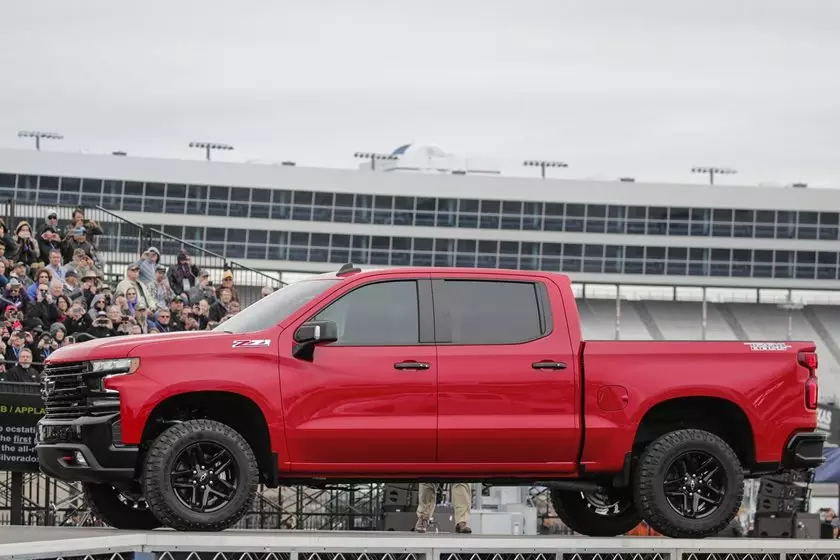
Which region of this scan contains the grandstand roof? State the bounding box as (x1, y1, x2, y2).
(1, 148, 838, 212)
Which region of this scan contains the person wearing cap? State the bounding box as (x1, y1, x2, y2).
(187, 269, 216, 305)
(133, 301, 152, 334)
(12, 221, 40, 267)
(167, 249, 200, 297)
(4, 278, 31, 312)
(116, 263, 156, 312)
(153, 263, 174, 308)
(61, 226, 95, 264)
(63, 269, 82, 300)
(220, 269, 241, 303)
(40, 209, 59, 235)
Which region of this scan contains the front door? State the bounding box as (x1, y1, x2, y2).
(280, 275, 438, 473)
(432, 273, 580, 473)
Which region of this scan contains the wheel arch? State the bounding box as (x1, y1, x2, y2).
(632, 396, 756, 469)
(139, 390, 278, 487)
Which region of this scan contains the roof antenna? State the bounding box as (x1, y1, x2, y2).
(337, 263, 362, 276)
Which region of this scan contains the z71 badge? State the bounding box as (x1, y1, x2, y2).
(231, 339, 271, 348)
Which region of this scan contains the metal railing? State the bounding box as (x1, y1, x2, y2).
(5, 530, 840, 560)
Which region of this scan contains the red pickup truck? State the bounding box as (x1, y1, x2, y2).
(35, 265, 823, 538)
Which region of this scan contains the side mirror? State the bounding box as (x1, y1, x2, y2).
(292, 320, 338, 360)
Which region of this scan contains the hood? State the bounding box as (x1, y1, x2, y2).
(46, 330, 231, 364)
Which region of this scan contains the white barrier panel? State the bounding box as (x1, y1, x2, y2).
(3, 529, 840, 560)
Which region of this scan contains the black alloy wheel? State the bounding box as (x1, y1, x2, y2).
(82, 482, 161, 530)
(170, 441, 240, 513)
(551, 487, 642, 537)
(634, 428, 744, 539)
(663, 451, 726, 520)
(142, 419, 258, 531)
(581, 488, 633, 516)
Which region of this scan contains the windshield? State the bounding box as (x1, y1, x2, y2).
(213, 278, 342, 334)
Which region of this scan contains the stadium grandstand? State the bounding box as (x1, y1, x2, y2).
(1, 144, 840, 402)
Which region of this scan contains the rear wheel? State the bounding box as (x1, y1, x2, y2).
(634, 429, 744, 538)
(550, 487, 642, 536)
(142, 419, 259, 531)
(82, 483, 161, 530)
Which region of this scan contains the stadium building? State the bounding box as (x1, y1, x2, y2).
(2, 145, 840, 398)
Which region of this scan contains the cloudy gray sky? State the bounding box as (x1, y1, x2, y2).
(1, 0, 838, 187)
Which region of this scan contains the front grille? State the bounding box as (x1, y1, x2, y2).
(42, 361, 90, 419)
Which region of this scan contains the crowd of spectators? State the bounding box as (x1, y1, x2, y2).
(0, 207, 274, 383)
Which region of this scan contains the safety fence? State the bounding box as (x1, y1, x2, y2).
(4, 530, 840, 560)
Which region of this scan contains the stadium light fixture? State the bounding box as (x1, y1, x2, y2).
(354, 151, 398, 171)
(691, 166, 737, 185)
(523, 159, 568, 179)
(17, 130, 63, 151)
(189, 141, 234, 161)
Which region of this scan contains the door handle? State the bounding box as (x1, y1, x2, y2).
(394, 361, 430, 370)
(532, 360, 567, 370)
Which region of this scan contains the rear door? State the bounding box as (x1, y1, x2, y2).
(432, 272, 580, 472)
(280, 274, 439, 472)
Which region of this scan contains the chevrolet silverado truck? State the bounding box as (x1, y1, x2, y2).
(35, 265, 824, 537)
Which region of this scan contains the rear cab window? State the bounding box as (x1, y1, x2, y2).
(432, 279, 552, 344)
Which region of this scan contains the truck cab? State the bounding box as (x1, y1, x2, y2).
(35, 265, 824, 537)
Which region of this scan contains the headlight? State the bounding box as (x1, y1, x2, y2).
(90, 358, 140, 375)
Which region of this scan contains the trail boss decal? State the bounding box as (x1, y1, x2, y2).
(744, 342, 792, 351)
(232, 339, 271, 348)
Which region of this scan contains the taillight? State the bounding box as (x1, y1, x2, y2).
(805, 377, 818, 410)
(799, 351, 818, 371)
(800, 351, 819, 410)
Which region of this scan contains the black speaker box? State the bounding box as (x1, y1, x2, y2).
(382, 484, 416, 508)
(756, 496, 805, 514)
(759, 479, 810, 500)
(754, 513, 794, 538)
(794, 513, 821, 539)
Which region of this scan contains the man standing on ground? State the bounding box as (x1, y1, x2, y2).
(415, 483, 472, 534)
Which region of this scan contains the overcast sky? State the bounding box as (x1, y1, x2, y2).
(1, 0, 838, 187)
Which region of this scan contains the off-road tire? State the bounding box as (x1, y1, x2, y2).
(551, 488, 642, 536)
(142, 419, 259, 531)
(82, 482, 161, 530)
(634, 429, 744, 538)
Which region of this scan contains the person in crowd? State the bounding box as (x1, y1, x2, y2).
(153, 264, 174, 308)
(1, 347, 38, 383)
(260, 286, 274, 299)
(0, 210, 277, 387)
(116, 264, 156, 312)
(38, 224, 63, 261)
(27, 268, 53, 300)
(43, 249, 66, 283)
(168, 250, 200, 297)
(209, 287, 232, 323)
(187, 270, 215, 305)
(0, 219, 18, 256)
(220, 269, 241, 303)
(13, 221, 40, 267)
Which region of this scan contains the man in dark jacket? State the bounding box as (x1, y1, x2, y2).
(2, 347, 39, 383)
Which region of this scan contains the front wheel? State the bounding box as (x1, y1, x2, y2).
(82, 483, 161, 530)
(142, 419, 259, 531)
(550, 487, 642, 536)
(634, 428, 744, 538)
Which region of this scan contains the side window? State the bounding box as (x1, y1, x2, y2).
(443, 280, 544, 344)
(314, 280, 419, 345)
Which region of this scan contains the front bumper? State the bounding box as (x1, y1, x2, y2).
(35, 413, 138, 485)
(781, 431, 826, 469)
